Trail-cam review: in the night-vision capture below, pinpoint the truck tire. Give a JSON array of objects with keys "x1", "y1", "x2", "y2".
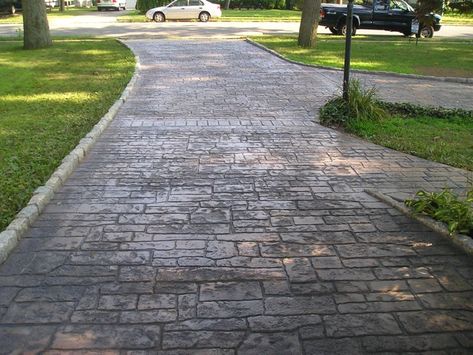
[
  {"x1": 329, "y1": 27, "x2": 338, "y2": 35},
  {"x1": 338, "y1": 23, "x2": 357, "y2": 36},
  {"x1": 418, "y1": 25, "x2": 434, "y2": 38}
]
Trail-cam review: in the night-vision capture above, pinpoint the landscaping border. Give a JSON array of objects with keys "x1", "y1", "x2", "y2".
[
  {"x1": 0, "y1": 40, "x2": 141, "y2": 264},
  {"x1": 365, "y1": 189, "x2": 473, "y2": 256},
  {"x1": 246, "y1": 38, "x2": 473, "y2": 85}
]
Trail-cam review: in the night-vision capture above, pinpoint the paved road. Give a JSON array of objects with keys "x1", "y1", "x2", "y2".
[
  {"x1": 0, "y1": 39, "x2": 472, "y2": 353},
  {"x1": 0, "y1": 10, "x2": 472, "y2": 38}
]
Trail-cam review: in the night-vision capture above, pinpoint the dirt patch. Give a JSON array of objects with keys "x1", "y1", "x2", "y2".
[{"x1": 415, "y1": 66, "x2": 472, "y2": 78}]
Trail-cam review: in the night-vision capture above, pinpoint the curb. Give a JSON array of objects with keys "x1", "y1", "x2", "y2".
[
  {"x1": 246, "y1": 38, "x2": 473, "y2": 85},
  {"x1": 365, "y1": 189, "x2": 473, "y2": 256},
  {"x1": 0, "y1": 39, "x2": 141, "y2": 264}
]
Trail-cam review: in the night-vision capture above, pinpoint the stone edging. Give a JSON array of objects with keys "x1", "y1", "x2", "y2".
[
  {"x1": 0, "y1": 39, "x2": 141, "y2": 264},
  {"x1": 365, "y1": 189, "x2": 473, "y2": 256},
  {"x1": 245, "y1": 38, "x2": 473, "y2": 85}
]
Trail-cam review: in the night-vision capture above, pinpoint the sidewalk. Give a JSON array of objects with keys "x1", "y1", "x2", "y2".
[{"x1": 0, "y1": 39, "x2": 472, "y2": 353}]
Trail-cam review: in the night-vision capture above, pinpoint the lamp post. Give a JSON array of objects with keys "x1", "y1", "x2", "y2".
[{"x1": 342, "y1": 0, "x2": 354, "y2": 101}]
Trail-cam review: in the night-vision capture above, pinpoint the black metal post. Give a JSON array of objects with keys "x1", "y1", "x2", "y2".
[{"x1": 342, "y1": 0, "x2": 354, "y2": 101}]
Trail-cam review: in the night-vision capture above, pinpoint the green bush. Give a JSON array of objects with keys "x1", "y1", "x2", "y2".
[
  {"x1": 136, "y1": 0, "x2": 168, "y2": 13},
  {"x1": 294, "y1": 0, "x2": 303, "y2": 10},
  {"x1": 447, "y1": 0, "x2": 473, "y2": 13},
  {"x1": 405, "y1": 188, "x2": 473, "y2": 236},
  {"x1": 379, "y1": 101, "x2": 473, "y2": 120},
  {"x1": 265, "y1": 0, "x2": 276, "y2": 9},
  {"x1": 319, "y1": 80, "x2": 387, "y2": 127},
  {"x1": 275, "y1": 0, "x2": 286, "y2": 9},
  {"x1": 218, "y1": 0, "x2": 289, "y2": 9}
]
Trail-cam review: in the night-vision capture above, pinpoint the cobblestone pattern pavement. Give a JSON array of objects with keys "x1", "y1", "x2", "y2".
[{"x1": 0, "y1": 39, "x2": 472, "y2": 354}]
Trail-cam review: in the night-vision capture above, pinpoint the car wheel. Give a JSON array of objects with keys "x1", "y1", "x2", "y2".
[
  {"x1": 329, "y1": 27, "x2": 338, "y2": 35},
  {"x1": 154, "y1": 12, "x2": 165, "y2": 22},
  {"x1": 339, "y1": 24, "x2": 356, "y2": 36},
  {"x1": 418, "y1": 25, "x2": 434, "y2": 38},
  {"x1": 199, "y1": 11, "x2": 210, "y2": 22}
]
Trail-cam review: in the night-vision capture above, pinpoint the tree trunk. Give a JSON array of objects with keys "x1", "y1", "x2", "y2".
[
  {"x1": 23, "y1": 0, "x2": 52, "y2": 50},
  {"x1": 298, "y1": 0, "x2": 322, "y2": 47},
  {"x1": 60, "y1": 0, "x2": 66, "y2": 12},
  {"x1": 224, "y1": 0, "x2": 231, "y2": 10}
]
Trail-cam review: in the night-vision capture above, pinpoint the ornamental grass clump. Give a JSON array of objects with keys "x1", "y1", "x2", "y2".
[
  {"x1": 319, "y1": 79, "x2": 387, "y2": 128},
  {"x1": 405, "y1": 188, "x2": 473, "y2": 237}
]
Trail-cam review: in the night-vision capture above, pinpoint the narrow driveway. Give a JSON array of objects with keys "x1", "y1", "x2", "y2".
[{"x1": 0, "y1": 40, "x2": 472, "y2": 353}]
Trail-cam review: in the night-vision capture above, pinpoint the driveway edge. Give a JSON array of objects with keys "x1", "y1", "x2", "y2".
[
  {"x1": 0, "y1": 39, "x2": 141, "y2": 264},
  {"x1": 365, "y1": 189, "x2": 473, "y2": 256},
  {"x1": 246, "y1": 38, "x2": 473, "y2": 85}
]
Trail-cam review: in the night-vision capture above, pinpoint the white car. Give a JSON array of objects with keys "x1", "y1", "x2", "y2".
[
  {"x1": 146, "y1": 0, "x2": 221, "y2": 22},
  {"x1": 97, "y1": 0, "x2": 126, "y2": 11}
]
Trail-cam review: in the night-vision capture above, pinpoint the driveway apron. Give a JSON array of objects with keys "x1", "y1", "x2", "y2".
[{"x1": 0, "y1": 39, "x2": 472, "y2": 353}]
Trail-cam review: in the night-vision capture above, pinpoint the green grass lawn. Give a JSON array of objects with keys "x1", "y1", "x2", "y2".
[
  {"x1": 118, "y1": 8, "x2": 473, "y2": 24},
  {"x1": 442, "y1": 12, "x2": 473, "y2": 25},
  {"x1": 0, "y1": 39, "x2": 135, "y2": 231},
  {"x1": 251, "y1": 35, "x2": 473, "y2": 77},
  {"x1": 349, "y1": 115, "x2": 473, "y2": 171},
  {"x1": 117, "y1": 9, "x2": 302, "y2": 22},
  {"x1": 117, "y1": 10, "x2": 148, "y2": 22},
  {"x1": 219, "y1": 9, "x2": 302, "y2": 21},
  {"x1": 0, "y1": 6, "x2": 97, "y2": 24}
]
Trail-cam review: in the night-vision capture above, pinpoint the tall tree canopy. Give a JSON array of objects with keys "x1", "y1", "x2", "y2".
[
  {"x1": 298, "y1": 0, "x2": 322, "y2": 47},
  {"x1": 22, "y1": 0, "x2": 52, "y2": 49}
]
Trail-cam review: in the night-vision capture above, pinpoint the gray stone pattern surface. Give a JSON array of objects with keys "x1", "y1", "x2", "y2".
[{"x1": 0, "y1": 39, "x2": 472, "y2": 354}]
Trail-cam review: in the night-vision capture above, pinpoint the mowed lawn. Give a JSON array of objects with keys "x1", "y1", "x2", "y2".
[
  {"x1": 251, "y1": 35, "x2": 473, "y2": 77},
  {"x1": 118, "y1": 8, "x2": 473, "y2": 24},
  {"x1": 350, "y1": 115, "x2": 473, "y2": 171},
  {"x1": 442, "y1": 12, "x2": 473, "y2": 25},
  {"x1": 0, "y1": 6, "x2": 97, "y2": 24},
  {"x1": 117, "y1": 9, "x2": 302, "y2": 22},
  {"x1": 0, "y1": 39, "x2": 135, "y2": 231},
  {"x1": 218, "y1": 9, "x2": 302, "y2": 21}
]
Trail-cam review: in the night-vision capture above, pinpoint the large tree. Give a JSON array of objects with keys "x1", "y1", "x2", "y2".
[
  {"x1": 22, "y1": 0, "x2": 52, "y2": 49},
  {"x1": 298, "y1": 0, "x2": 322, "y2": 47}
]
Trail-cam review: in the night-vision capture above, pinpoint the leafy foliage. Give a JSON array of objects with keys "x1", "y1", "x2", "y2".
[
  {"x1": 379, "y1": 101, "x2": 473, "y2": 120},
  {"x1": 136, "y1": 0, "x2": 168, "y2": 14},
  {"x1": 405, "y1": 188, "x2": 473, "y2": 236},
  {"x1": 416, "y1": 0, "x2": 444, "y2": 16},
  {"x1": 319, "y1": 80, "x2": 387, "y2": 127},
  {"x1": 447, "y1": 0, "x2": 473, "y2": 14},
  {"x1": 215, "y1": 0, "x2": 287, "y2": 9}
]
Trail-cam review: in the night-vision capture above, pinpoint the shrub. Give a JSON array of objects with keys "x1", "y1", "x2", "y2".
[
  {"x1": 379, "y1": 101, "x2": 473, "y2": 120},
  {"x1": 294, "y1": 0, "x2": 303, "y2": 10},
  {"x1": 447, "y1": 0, "x2": 473, "y2": 14},
  {"x1": 275, "y1": 0, "x2": 286, "y2": 9},
  {"x1": 136, "y1": 0, "x2": 168, "y2": 13},
  {"x1": 405, "y1": 188, "x2": 473, "y2": 236},
  {"x1": 223, "y1": 0, "x2": 290, "y2": 9},
  {"x1": 319, "y1": 80, "x2": 387, "y2": 127}
]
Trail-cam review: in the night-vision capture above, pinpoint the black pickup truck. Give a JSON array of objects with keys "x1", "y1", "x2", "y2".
[{"x1": 319, "y1": 0, "x2": 442, "y2": 38}]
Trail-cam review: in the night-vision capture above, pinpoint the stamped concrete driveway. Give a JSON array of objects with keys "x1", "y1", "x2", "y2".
[{"x1": 0, "y1": 39, "x2": 472, "y2": 353}]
